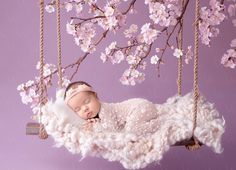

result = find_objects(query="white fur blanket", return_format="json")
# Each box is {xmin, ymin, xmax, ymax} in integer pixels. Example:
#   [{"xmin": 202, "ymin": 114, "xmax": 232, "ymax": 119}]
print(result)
[{"xmin": 40, "ymin": 90, "xmax": 225, "ymax": 169}]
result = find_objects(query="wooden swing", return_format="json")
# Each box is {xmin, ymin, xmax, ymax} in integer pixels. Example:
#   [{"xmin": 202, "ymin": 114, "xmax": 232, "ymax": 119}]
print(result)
[
  {"xmin": 26, "ymin": 0, "xmax": 202, "ymax": 148},
  {"xmin": 26, "ymin": 0, "xmax": 63, "ymax": 139}
]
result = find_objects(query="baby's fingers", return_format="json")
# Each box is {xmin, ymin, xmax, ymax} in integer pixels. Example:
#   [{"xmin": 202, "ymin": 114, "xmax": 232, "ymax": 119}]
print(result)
[
  {"xmin": 87, "ymin": 119, "xmax": 93, "ymax": 123},
  {"xmin": 87, "ymin": 118, "xmax": 100, "ymax": 123}
]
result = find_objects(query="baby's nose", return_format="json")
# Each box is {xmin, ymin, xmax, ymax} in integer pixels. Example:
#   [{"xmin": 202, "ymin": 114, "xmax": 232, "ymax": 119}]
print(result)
[{"xmin": 83, "ymin": 105, "xmax": 88, "ymax": 111}]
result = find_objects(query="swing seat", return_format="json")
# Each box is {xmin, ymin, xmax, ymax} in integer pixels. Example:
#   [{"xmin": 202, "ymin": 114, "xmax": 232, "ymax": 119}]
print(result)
[
  {"xmin": 26, "ymin": 122, "xmax": 40, "ymax": 135},
  {"xmin": 25, "ymin": 123, "xmax": 202, "ymax": 147},
  {"xmin": 173, "ymin": 137, "xmax": 202, "ymax": 147}
]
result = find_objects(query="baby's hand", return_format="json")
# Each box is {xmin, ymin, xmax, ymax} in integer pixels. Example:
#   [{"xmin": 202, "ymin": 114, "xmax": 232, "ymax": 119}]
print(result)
[
  {"xmin": 82, "ymin": 122, "xmax": 93, "ymax": 131},
  {"xmin": 82, "ymin": 118, "xmax": 100, "ymax": 131},
  {"xmin": 87, "ymin": 118, "xmax": 101, "ymax": 123}
]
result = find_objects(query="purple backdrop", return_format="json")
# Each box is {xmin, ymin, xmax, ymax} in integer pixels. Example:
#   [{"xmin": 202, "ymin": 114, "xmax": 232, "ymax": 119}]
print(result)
[{"xmin": 0, "ymin": 1, "xmax": 235, "ymax": 170}]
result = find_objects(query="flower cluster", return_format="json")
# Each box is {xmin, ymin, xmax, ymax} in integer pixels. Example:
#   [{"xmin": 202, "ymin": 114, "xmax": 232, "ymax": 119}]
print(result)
[
  {"xmin": 199, "ymin": 0, "xmax": 225, "ymax": 46},
  {"xmin": 100, "ymin": 26, "xmax": 155, "ymax": 85},
  {"xmin": 18, "ymin": 0, "xmax": 236, "ymax": 117},
  {"xmin": 74, "ymin": 22, "xmax": 96, "ymax": 53},
  {"xmin": 145, "ymin": 0, "xmax": 181, "ymax": 27},
  {"xmin": 228, "ymin": 2, "xmax": 236, "ymax": 27},
  {"xmin": 120, "ymin": 68, "xmax": 145, "ymax": 86},
  {"xmin": 221, "ymin": 39, "xmax": 236, "ymax": 68},
  {"xmin": 35, "ymin": 0, "xmax": 236, "ymax": 91},
  {"xmin": 124, "ymin": 24, "xmax": 138, "ymax": 38},
  {"xmin": 47, "ymin": 0, "xmax": 129, "ymax": 53},
  {"xmin": 17, "ymin": 62, "xmax": 70, "ymax": 114},
  {"xmin": 221, "ymin": 1, "xmax": 236, "ymax": 69},
  {"xmin": 139, "ymin": 23, "xmax": 160, "ymax": 45}
]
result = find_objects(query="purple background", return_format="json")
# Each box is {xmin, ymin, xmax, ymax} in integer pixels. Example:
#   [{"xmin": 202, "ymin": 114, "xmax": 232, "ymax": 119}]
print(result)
[{"xmin": 1, "ymin": 1, "xmax": 235, "ymax": 170}]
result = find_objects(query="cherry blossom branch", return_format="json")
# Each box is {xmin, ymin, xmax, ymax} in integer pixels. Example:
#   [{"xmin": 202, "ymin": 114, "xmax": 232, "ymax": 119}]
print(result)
[
  {"xmin": 122, "ymin": 0, "xmax": 136, "ymax": 15},
  {"xmin": 133, "ymin": 43, "xmax": 153, "ymax": 70},
  {"xmin": 91, "ymin": 3, "xmax": 104, "ymax": 13},
  {"xmin": 156, "ymin": 0, "xmax": 190, "ymax": 77},
  {"xmin": 69, "ymin": 53, "xmax": 89, "ymax": 80},
  {"xmin": 71, "ymin": 15, "xmax": 105, "ymax": 22},
  {"xmin": 23, "ymin": 30, "xmax": 110, "ymax": 91},
  {"xmin": 94, "ymin": 30, "xmax": 109, "ymax": 46}
]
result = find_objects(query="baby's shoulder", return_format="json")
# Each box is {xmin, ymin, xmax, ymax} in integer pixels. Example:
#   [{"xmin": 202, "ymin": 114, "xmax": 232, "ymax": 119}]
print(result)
[
  {"xmin": 121, "ymin": 98, "xmax": 153, "ymax": 106},
  {"xmin": 102, "ymin": 98, "xmax": 154, "ymax": 107}
]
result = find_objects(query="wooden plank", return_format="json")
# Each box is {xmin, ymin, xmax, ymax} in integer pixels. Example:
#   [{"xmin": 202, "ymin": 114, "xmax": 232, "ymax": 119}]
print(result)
[
  {"xmin": 26, "ymin": 122, "xmax": 40, "ymax": 135},
  {"xmin": 173, "ymin": 138, "xmax": 202, "ymax": 146}
]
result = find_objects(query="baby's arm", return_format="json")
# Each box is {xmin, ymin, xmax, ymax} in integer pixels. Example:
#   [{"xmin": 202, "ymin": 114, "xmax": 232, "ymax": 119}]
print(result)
[
  {"xmin": 124, "ymin": 99, "xmax": 160, "ymax": 135},
  {"xmin": 81, "ymin": 119, "xmax": 100, "ymax": 131}
]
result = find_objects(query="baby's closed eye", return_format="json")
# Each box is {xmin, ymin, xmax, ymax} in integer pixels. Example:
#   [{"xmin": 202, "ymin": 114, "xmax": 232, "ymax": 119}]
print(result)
[{"xmin": 74, "ymin": 107, "xmax": 81, "ymax": 112}]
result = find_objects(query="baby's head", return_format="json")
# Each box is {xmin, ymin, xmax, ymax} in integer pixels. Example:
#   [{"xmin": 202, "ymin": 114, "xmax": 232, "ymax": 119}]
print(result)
[{"xmin": 64, "ymin": 81, "xmax": 101, "ymax": 120}]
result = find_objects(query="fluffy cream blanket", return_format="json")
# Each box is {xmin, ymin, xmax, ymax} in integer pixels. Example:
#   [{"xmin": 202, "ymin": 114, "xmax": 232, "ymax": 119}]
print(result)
[{"xmin": 40, "ymin": 90, "xmax": 225, "ymax": 169}]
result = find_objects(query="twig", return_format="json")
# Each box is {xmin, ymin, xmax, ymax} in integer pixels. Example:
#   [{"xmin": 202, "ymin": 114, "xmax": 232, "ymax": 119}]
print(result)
[{"xmin": 156, "ymin": 0, "xmax": 190, "ymax": 77}]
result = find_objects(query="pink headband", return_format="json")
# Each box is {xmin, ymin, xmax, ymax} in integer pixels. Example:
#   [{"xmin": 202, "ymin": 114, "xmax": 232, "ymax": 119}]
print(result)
[{"xmin": 65, "ymin": 84, "xmax": 93, "ymax": 104}]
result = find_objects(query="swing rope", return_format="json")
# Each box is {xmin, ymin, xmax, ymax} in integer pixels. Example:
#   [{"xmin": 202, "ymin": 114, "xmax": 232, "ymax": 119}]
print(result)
[
  {"xmin": 192, "ymin": 0, "xmax": 200, "ymax": 136},
  {"xmin": 177, "ymin": 0, "xmax": 200, "ymax": 133},
  {"xmin": 38, "ymin": 0, "xmax": 63, "ymax": 138},
  {"xmin": 178, "ymin": 0, "xmax": 200, "ymax": 136},
  {"xmin": 174, "ymin": 0, "xmax": 201, "ymax": 148},
  {"xmin": 38, "ymin": 0, "xmax": 48, "ymax": 139},
  {"xmin": 56, "ymin": 0, "xmax": 63, "ymax": 87},
  {"xmin": 177, "ymin": 1, "xmax": 183, "ymax": 96}
]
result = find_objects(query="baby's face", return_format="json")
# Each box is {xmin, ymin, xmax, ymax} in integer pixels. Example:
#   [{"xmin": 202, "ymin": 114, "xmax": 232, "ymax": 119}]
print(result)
[{"xmin": 67, "ymin": 91, "xmax": 101, "ymax": 120}]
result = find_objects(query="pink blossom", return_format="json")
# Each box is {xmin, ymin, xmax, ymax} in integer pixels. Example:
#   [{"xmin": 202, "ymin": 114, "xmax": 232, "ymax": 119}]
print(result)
[
  {"xmin": 107, "ymin": 16, "xmax": 118, "ymax": 29},
  {"xmin": 98, "ymin": 16, "xmax": 119, "ymax": 30},
  {"xmin": 140, "ymin": 61, "xmax": 147, "ymax": 70},
  {"xmin": 210, "ymin": 27, "xmax": 220, "ymax": 37},
  {"xmin": 126, "ymin": 55, "xmax": 140, "ymax": 65},
  {"xmin": 150, "ymin": 55, "xmax": 160, "ymax": 64},
  {"xmin": 232, "ymin": 19, "xmax": 236, "ymax": 27},
  {"xmin": 61, "ymin": 77, "xmax": 71, "ymax": 88},
  {"xmin": 124, "ymin": 24, "xmax": 138, "ymax": 38},
  {"xmin": 45, "ymin": 5, "xmax": 55, "ymax": 13},
  {"xmin": 185, "ymin": 46, "xmax": 193, "ymax": 64},
  {"xmin": 85, "ymin": 0, "xmax": 97, "ymax": 5},
  {"xmin": 230, "ymin": 39, "xmax": 236, "ymax": 47},
  {"xmin": 221, "ymin": 49, "xmax": 236, "ymax": 68},
  {"xmin": 111, "ymin": 50, "xmax": 125, "ymax": 64},
  {"xmin": 74, "ymin": 37, "xmax": 81, "ymax": 46},
  {"xmin": 140, "ymin": 23, "xmax": 160, "ymax": 44},
  {"xmin": 74, "ymin": 23, "xmax": 96, "ymax": 53},
  {"xmin": 146, "ymin": 1, "xmax": 180, "ymax": 27},
  {"xmin": 199, "ymin": 0, "xmax": 225, "ymax": 46},
  {"xmin": 104, "ymin": 6, "xmax": 115, "ymax": 17},
  {"xmin": 25, "ymin": 80, "xmax": 34, "ymax": 87},
  {"xmin": 105, "ymin": 41, "xmax": 117, "ymax": 55},
  {"xmin": 75, "ymin": 3, "xmax": 83, "ymax": 14},
  {"xmin": 20, "ymin": 92, "xmax": 33, "ymax": 105},
  {"xmin": 17, "ymin": 84, "xmax": 25, "ymax": 91},
  {"xmin": 228, "ymin": 4, "xmax": 235, "ymax": 17},
  {"xmin": 173, "ymin": 48, "xmax": 183, "ymax": 58},
  {"xmin": 100, "ymin": 52, "xmax": 107, "ymax": 63},
  {"xmin": 32, "ymin": 105, "xmax": 40, "ymax": 115},
  {"xmin": 155, "ymin": 48, "xmax": 160, "ymax": 53},
  {"xmin": 116, "ymin": 13, "xmax": 126, "ymax": 26},
  {"xmin": 66, "ymin": 21, "xmax": 76, "ymax": 35},
  {"xmin": 120, "ymin": 69, "xmax": 145, "ymax": 86},
  {"xmin": 65, "ymin": 2, "xmax": 73, "ymax": 12}
]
